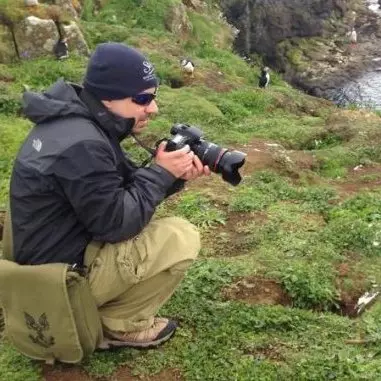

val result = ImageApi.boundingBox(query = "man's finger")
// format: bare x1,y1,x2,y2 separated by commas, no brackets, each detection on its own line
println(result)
193,155,204,173
156,141,167,154
165,145,191,158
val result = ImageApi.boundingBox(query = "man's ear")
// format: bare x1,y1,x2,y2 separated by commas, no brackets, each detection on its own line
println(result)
101,100,112,109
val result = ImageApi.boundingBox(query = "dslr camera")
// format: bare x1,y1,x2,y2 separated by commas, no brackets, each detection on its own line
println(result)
161,123,246,186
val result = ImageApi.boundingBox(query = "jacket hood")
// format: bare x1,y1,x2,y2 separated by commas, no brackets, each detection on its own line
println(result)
23,79,135,142
23,79,91,124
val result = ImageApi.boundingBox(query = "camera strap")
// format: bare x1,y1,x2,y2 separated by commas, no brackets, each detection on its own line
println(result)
130,133,157,167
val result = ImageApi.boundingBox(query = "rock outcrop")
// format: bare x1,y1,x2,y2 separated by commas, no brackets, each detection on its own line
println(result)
0,0,88,62
182,0,205,11
62,21,89,56
220,0,381,100
54,0,79,19
165,2,193,35
220,0,349,61
14,16,59,60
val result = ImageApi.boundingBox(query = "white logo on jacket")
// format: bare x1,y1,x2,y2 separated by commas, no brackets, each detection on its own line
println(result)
32,138,42,152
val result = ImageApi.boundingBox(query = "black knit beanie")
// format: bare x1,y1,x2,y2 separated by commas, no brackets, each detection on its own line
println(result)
83,43,158,100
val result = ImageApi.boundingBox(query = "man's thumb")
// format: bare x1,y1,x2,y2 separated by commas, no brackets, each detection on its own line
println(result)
156,141,167,154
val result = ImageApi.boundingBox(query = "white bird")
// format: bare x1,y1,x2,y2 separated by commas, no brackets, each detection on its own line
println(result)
355,289,380,314
348,28,357,45
180,58,195,78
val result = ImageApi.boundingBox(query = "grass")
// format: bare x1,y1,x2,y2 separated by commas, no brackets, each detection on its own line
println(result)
2,0,381,380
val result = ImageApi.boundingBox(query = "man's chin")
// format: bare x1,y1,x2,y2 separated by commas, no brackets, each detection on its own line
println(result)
132,121,148,134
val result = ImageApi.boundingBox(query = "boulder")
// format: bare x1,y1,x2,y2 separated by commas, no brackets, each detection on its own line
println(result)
14,16,59,60
54,0,78,19
62,21,89,56
182,0,204,11
165,3,192,35
11,16,89,62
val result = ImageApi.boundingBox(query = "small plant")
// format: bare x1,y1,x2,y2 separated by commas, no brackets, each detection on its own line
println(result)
229,186,273,212
325,193,381,256
279,261,338,310
174,192,226,229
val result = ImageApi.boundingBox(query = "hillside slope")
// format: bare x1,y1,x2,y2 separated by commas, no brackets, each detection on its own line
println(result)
2,1,381,380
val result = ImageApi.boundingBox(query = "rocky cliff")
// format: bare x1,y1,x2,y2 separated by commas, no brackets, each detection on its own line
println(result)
219,0,381,99
220,0,348,62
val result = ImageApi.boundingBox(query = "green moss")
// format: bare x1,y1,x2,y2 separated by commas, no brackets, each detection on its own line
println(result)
0,340,41,381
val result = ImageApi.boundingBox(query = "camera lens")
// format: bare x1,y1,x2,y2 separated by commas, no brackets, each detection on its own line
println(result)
192,141,246,186
217,150,246,186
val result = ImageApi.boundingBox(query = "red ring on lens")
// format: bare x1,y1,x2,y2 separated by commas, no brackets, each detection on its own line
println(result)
213,149,227,171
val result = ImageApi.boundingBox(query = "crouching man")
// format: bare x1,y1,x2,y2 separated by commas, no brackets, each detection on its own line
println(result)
5,42,210,349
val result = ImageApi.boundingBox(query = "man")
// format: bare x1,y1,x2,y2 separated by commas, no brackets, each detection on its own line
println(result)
6,42,210,349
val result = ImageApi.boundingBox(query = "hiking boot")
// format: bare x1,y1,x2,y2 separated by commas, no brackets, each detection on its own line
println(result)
98,318,177,350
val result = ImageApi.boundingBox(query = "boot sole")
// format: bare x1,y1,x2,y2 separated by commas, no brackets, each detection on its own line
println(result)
97,328,176,350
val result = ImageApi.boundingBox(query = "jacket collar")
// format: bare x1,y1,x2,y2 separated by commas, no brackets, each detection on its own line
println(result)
80,89,135,142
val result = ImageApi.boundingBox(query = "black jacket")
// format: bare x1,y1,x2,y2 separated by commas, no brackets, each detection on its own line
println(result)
11,80,183,265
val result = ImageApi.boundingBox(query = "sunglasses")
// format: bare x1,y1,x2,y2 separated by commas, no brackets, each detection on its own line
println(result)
131,92,157,106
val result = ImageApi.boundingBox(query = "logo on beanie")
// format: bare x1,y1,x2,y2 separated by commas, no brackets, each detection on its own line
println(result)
142,61,155,82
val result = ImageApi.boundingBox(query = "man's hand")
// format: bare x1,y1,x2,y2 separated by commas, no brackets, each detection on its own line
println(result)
180,154,211,181
154,142,211,180
155,142,194,178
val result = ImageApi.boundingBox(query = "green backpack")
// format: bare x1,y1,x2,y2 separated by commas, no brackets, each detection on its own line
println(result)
0,208,103,364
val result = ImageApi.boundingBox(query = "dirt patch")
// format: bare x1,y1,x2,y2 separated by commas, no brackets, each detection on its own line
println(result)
333,261,369,318
330,164,381,198
225,211,268,230
112,368,184,381
42,365,184,381
181,137,318,194
222,276,292,306
241,141,275,175
43,365,94,381
336,289,363,318
239,139,317,177
198,70,237,93
203,211,267,257
287,150,317,171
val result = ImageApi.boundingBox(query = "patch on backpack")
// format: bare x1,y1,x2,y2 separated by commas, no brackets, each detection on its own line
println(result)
24,312,55,348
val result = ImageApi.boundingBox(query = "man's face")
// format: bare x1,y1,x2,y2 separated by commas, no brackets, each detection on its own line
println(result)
102,87,158,134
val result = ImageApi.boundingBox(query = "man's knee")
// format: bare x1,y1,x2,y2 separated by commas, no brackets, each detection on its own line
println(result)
160,217,200,261
169,258,194,275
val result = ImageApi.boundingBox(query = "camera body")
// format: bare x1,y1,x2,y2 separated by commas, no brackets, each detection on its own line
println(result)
165,124,203,152
163,123,246,186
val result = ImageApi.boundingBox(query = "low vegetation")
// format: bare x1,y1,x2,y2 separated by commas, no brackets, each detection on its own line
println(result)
1,0,381,380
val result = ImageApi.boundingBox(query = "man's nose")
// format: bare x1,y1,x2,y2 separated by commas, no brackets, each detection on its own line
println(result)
146,99,158,113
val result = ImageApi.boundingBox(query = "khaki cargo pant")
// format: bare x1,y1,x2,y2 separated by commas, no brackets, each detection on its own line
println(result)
84,217,200,333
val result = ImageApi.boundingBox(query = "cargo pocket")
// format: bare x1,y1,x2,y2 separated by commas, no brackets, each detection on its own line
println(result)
87,243,131,307
116,237,147,285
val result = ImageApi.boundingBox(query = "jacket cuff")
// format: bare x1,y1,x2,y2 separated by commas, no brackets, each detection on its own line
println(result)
148,163,177,189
